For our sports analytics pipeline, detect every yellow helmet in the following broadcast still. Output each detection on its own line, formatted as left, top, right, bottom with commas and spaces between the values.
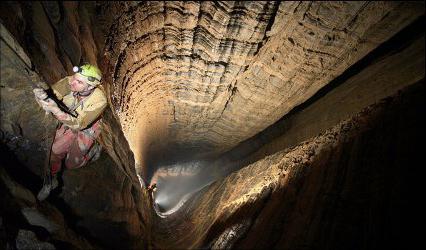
73, 64, 102, 86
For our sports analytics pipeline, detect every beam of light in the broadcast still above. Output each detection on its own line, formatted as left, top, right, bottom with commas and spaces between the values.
150, 160, 217, 216
154, 193, 169, 208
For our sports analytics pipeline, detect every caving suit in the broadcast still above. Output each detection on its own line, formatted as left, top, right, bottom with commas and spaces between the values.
49, 76, 107, 175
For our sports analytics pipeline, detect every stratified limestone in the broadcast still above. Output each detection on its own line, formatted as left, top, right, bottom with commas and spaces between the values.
102, 1, 279, 167
102, 1, 424, 169
152, 82, 424, 250
1, 2, 424, 249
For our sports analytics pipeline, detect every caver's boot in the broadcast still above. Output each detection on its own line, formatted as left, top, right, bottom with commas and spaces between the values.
37, 175, 58, 201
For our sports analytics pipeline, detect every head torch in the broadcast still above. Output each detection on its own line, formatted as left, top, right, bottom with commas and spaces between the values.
72, 66, 101, 83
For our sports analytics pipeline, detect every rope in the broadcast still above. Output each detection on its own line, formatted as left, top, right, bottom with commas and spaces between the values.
41, 116, 57, 185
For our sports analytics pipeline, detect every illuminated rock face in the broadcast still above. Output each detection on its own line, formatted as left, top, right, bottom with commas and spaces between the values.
102, 1, 423, 176
102, 1, 280, 171
153, 82, 424, 249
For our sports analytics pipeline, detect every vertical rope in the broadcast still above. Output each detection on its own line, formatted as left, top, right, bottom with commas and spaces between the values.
42, 116, 57, 185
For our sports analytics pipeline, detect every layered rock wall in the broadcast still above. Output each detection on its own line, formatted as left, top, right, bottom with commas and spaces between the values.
153, 81, 424, 249
102, 1, 424, 178
208, 16, 425, 177
102, 1, 280, 172
1, 2, 425, 249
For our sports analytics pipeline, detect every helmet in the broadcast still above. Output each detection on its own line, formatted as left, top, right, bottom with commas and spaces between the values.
72, 64, 102, 86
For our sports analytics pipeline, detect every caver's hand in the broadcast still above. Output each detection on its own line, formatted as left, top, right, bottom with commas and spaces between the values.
38, 98, 61, 115
33, 88, 48, 100
33, 88, 48, 108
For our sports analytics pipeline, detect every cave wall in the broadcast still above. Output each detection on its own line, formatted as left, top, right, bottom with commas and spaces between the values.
1, 1, 425, 250
233, 83, 425, 250
1, 2, 152, 249
1, 149, 95, 249
101, 1, 424, 178
0, 2, 100, 84
207, 16, 425, 178
249, 29, 425, 164
153, 81, 424, 249
1, 2, 101, 173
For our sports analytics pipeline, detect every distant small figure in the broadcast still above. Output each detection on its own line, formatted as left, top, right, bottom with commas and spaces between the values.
147, 183, 157, 203
147, 183, 157, 193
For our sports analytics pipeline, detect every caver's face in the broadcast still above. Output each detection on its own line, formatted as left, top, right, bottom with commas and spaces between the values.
70, 74, 90, 92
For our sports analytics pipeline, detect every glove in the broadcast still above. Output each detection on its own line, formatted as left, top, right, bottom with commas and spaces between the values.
33, 88, 48, 108
33, 88, 48, 100
38, 98, 61, 115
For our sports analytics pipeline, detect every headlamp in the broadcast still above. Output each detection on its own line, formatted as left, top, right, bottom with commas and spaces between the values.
72, 66, 100, 83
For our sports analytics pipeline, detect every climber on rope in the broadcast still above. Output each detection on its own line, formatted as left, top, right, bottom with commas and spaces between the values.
33, 64, 107, 201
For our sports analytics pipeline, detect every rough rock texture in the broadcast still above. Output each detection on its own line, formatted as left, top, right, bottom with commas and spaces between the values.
249, 32, 425, 163
1, 2, 151, 249
208, 16, 425, 177
0, 2, 100, 84
0, 154, 94, 249
100, 1, 280, 174
101, 1, 424, 177
15, 230, 55, 250
153, 81, 424, 249
58, 150, 149, 249
1, 1, 425, 250
1, 19, 57, 177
